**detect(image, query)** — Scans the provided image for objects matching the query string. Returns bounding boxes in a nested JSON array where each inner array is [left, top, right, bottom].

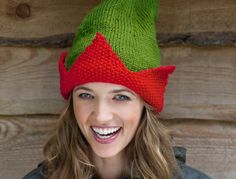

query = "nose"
[[93, 99, 113, 123]]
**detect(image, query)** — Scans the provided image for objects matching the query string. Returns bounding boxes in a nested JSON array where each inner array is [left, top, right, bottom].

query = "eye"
[[78, 93, 94, 99], [113, 94, 130, 101]]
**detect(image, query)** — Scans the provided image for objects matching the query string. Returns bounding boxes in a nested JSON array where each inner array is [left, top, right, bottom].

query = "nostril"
[[95, 110, 113, 122], [94, 102, 113, 122], [95, 112, 113, 122]]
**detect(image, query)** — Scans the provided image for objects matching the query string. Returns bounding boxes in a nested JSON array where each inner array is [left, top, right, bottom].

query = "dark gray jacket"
[[23, 147, 211, 179]]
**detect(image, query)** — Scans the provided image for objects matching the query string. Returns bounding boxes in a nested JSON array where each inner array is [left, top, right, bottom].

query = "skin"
[[72, 82, 144, 179]]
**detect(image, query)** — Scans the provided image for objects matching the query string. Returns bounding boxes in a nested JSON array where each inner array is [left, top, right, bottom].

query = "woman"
[[41, 81, 179, 179], [23, 0, 211, 178]]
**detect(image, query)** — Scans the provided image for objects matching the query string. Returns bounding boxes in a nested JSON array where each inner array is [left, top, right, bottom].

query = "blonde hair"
[[43, 96, 179, 179]]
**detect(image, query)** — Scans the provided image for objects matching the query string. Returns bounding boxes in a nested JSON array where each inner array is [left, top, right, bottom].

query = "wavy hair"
[[43, 95, 179, 179]]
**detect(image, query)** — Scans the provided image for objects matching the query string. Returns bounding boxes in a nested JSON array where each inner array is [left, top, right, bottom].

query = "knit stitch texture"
[[59, 0, 176, 112], [66, 0, 160, 72], [59, 33, 175, 112]]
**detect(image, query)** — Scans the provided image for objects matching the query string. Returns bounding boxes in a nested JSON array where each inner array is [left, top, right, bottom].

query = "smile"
[[91, 127, 121, 144]]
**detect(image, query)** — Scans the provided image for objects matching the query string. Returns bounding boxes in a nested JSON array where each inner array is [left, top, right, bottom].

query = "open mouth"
[[91, 127, 121, 143]]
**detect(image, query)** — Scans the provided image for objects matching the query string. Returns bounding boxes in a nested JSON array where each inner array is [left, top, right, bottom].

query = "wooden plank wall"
[[0, 0, 235, 178]]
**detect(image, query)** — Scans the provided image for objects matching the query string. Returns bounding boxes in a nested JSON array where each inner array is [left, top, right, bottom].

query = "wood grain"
[[0, 0, 235, 46], [160, 46, 236, 121], [158, 32, 236, 47], [1, 31, 235, 48], [0, 116, 235, 179], [162, 119, 236, 179], [158, 0, 236, 33], [0, 47, 66, 115], [0, 46, 236, 121], [0, 0, 100, 38], [0, 33, 74, 48], [0, 115, 57, 179]]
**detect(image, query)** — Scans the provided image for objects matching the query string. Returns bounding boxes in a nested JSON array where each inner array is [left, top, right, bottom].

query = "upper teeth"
[[92, 127, 120, 135]]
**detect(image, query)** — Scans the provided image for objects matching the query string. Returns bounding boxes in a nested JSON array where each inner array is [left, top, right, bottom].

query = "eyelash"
[[78, 93, 130, 101], [113, 94, 130, 101], [78, 93, 94, 99]]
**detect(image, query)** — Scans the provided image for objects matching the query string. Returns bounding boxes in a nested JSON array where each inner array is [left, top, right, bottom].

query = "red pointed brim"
[[59, 33, 175, 112]]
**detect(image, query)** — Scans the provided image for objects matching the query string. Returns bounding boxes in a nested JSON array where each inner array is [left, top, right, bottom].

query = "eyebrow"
[[74, 86, 93, 92], [74, 86, 136, 96], [110, 89, 136, 96]]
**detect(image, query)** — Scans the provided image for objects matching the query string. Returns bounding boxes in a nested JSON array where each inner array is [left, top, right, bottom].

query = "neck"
[[92, 151, 127, 179]]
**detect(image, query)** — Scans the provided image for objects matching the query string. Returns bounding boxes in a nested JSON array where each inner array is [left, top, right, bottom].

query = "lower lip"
[[92, 129, 121, 144]]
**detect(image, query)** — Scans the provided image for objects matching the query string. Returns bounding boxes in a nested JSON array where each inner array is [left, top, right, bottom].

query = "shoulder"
[[22, 147, 211, 179], [173, 146, 211, 179], [22, 162, 47, 179]]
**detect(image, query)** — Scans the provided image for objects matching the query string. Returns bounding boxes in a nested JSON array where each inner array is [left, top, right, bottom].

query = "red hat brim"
[[59, 33, 175, 112]]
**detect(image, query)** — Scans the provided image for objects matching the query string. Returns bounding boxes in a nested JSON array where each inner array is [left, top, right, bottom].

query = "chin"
[[92, 146, 122, 159]]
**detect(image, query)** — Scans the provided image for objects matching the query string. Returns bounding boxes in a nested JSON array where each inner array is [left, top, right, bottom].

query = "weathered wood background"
[[0, 0, 235, 179]]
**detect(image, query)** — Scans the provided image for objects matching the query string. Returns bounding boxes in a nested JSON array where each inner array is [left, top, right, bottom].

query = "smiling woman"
[[73, 83, 144, 160], [40, 83, 179, 179], [22, 0, 211, 179]]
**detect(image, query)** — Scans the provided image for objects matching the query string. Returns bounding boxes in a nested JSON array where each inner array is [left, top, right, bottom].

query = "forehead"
[[73, 82, 136, 95]]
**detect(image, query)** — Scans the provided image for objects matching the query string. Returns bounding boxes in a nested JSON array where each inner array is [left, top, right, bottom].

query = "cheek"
[[120, 103, 143, 128], [73, 102, 92, 126]]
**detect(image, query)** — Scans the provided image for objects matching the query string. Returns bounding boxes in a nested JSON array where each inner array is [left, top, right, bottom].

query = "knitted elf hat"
[[59, 0, 176, 112]]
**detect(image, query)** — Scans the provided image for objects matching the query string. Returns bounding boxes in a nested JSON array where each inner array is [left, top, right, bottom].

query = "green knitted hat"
[[66, 0, 160, 71], [59, 0, 176, 112]]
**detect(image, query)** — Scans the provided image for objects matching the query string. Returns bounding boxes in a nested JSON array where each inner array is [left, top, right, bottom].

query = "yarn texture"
[[59, 33, 175, 112], [66, 0, 160, 72], [58, 0, 176, 112]]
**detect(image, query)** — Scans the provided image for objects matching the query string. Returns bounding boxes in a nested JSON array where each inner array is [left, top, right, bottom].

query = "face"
[[73, 82, 144, 159]]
